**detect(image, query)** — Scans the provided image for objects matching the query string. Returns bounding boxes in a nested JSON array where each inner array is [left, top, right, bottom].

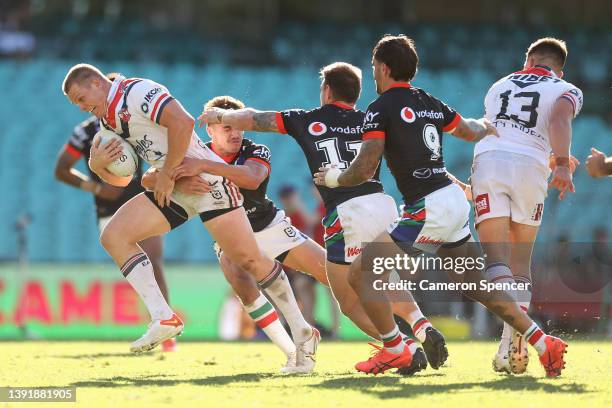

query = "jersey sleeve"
[[438, 99, 462, 132], [276, 109, 308, 137], [244, 143, 272, 173], [559, 86, 583, 118], [66, 119, 96, 158], [362, 98, 387, 140], [128, 79, 175, 124]]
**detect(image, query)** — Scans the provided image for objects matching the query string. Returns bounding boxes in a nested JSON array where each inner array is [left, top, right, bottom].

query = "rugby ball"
[[93, 128, 138, 177]]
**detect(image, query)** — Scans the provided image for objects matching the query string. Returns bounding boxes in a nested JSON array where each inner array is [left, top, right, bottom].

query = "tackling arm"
[[198, 160, 268, 190], [336, 138, 385, 187], [451, 117, 498, 142], [202, 108, 280, 132]]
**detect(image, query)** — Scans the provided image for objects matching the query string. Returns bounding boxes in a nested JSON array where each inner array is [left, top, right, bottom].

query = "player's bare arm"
[[88, 136, 133, 187], [55, 147, 125, 200], [199, 107, 280, 133], [55, 150, 123, 200], [548, 98, 576, 199], [155, 99, 196, 207], [586, 147, 612, 178], [314, 138, 384, 188], [451, 117, 498, 142], [174, 157, 268, 190], [141, 167, 211, 195]]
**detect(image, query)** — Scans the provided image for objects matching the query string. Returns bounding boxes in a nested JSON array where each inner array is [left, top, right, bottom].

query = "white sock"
[[121, 253, 173, 321], [405, 338, 419, 354], [523, 322, 547, 356], [485, 262, 516, 351], [381, 325, 406, 354], [243, 293, 296, 356], [407, 310, 432, 344], [514, 276, 532, 315], [259, 262, 312, 343]]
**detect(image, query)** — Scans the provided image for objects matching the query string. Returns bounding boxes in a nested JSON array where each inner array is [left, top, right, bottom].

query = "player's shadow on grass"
[[70, 373, 275, 388], [312, 375, 590, 399], [56, 352, 147, 359]]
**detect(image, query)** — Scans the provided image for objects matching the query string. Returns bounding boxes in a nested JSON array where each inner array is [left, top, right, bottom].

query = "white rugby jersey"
[[474, 65, 583, 166], [101, 75, 222, 168]]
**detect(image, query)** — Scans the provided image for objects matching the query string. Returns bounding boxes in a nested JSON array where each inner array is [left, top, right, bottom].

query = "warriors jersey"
[[362, 83, 461, 204], [276, 102, 383, 211], [206, 139, 279, 232]]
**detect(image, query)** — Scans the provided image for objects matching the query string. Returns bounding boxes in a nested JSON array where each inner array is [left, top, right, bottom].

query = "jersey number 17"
[[316, 138, 363, 170]]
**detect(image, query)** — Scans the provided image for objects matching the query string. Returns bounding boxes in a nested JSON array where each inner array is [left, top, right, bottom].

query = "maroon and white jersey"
[[475, 65, 583, 166], [101, 75, 242, 214]]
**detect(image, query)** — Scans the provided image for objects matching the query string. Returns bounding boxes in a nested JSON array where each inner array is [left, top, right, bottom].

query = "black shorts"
[[144, 191, 238, 229]]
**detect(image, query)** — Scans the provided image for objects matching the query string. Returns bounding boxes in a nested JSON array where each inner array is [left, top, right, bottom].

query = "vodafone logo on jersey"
[[401, 107, 416, 123], [308, 122, 328, 136]]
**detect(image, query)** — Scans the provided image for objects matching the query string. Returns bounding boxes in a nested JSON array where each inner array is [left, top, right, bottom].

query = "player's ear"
[[382, 62, 391, 78], [558, 70, 564, 79]]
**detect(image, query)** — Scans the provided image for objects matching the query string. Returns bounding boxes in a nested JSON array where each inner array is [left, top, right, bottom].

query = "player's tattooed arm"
[[314, 139, 384, 188], [451, 117, 498, 142], [338, 138, 384, 186], [198, 108, 280, 133]]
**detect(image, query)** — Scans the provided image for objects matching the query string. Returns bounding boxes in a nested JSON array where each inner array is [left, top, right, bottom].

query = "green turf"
[[0, 341, 610, 407]]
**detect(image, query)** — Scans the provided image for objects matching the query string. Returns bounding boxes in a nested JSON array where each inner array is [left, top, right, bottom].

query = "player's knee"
[[234, 256, 259, 275], [100, 225, 133, 252], [99, 226, 119, 251]]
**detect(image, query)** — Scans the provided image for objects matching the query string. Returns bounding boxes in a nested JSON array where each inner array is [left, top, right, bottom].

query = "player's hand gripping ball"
[[92, 128, 138, 177]]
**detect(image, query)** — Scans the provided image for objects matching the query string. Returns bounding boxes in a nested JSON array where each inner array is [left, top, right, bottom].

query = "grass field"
[[1, 341, 611, 407]]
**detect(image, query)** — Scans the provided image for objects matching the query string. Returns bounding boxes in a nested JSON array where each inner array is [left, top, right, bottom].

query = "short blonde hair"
[[62, 63, 106, 95], [204, 95, 246, 111]]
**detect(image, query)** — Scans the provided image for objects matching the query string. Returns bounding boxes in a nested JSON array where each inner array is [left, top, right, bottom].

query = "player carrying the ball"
[[62, 64, 318, 366], [54, 73, 177, 352]]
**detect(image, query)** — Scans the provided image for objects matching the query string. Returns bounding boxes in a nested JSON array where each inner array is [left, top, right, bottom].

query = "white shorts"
[[323, 193, 399, 264], [215, 210, 307, 261], [145, 173, 243, 229], [471, 150, 549, 226], [388, 183, 471, 254]]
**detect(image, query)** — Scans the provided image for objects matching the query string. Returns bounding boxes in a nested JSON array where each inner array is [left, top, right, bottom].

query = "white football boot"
[[279, 351, 298, 374], [130, 314, 183, 353], [509, 330, 529, 374], [492, 337, 511, 374], [280, 327, 320, 374]]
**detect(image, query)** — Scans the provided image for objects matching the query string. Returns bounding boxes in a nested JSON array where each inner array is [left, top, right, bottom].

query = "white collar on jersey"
[[106, 74, 126, 103]]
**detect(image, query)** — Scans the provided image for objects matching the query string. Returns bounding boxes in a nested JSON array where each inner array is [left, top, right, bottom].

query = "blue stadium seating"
[[0, 60, 610, 262]]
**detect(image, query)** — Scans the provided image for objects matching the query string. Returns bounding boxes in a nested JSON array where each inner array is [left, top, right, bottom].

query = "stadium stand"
[[1, 22, 610, 262]]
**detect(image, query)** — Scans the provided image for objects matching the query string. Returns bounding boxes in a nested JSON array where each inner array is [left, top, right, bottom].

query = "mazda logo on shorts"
[[413, 168, 432, 179]]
